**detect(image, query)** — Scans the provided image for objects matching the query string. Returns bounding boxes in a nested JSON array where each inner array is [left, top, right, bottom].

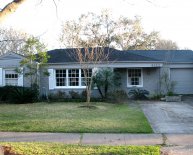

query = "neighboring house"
[[1, 48, 193, 97], [0, 52, 24, 87]]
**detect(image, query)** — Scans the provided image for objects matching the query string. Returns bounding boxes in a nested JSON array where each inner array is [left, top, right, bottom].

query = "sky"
[[0, 0, 193, 50]]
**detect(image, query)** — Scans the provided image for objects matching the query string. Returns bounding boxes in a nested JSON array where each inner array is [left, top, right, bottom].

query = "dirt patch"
[[78, 105, 98, 109], [1, 146, 19, 155]]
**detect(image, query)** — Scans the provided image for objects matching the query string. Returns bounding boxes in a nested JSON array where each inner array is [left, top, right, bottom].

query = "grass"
[[0, 102, 152, 133], [0, 142, 160, 155]]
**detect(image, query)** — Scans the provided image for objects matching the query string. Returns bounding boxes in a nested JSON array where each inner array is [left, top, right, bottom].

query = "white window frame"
[[4, 69, 19, 86], [127, 68, 143, 87], [54, 68, 93, 89]]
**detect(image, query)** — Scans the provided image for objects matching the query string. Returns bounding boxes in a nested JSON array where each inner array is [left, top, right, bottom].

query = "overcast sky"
[[1, 0, 193, 50]]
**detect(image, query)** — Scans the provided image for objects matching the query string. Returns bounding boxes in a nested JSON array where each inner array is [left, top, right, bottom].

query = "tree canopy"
[[0, 28, 29, 55], [60, 11, 179, 50], [19, 37, 49, 88], [155, 39, 179, 50], [59, 11, 159, 50]]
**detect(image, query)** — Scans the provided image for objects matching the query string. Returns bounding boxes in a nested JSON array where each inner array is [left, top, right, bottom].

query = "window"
[[56, 69, 66, 86], [68, 69, 79, 86], [127, 68, 142, 87], [81, 69, 92, 86], [5, 70, 18, 86], [55, 69, 92, 88]]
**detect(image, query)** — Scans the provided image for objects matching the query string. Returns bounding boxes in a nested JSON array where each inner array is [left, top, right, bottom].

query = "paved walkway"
[[1, 132, 193, 146], [1, 132, 193, 154]]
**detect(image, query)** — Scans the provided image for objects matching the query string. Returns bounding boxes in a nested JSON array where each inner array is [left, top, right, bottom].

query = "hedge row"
[[0, 86, 38, 104]]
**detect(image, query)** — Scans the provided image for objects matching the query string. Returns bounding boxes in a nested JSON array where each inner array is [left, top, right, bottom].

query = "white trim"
[[54, 86, 86, 89], [3, 68, 19, 86], [47, 61, 163, 65], [54, 68, 92, 89], [2, 69, 5, 86], [79, 69, 81, 87], [0, 68, 2, 86], [66, 69, 68, 86], [168, 68, 171, 80], [48, 69, 55, 90], [47, 62, 163, 69], [18, 69, 23, 86], [127, 68, 143, 88]]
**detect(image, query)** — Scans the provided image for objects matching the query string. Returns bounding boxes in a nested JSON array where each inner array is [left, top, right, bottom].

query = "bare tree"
[[155, 39, 179, 50], [0, 0, 59, 23], [0, 0, 27, 23], [70, 47, 109, 104], [60, 10, 115, 48], [59, 11, 163, 103], [0, 28, 29, 55], [113, 16, 159, 50], [60, 11, 111, 104], [60, 11, 160, 50]]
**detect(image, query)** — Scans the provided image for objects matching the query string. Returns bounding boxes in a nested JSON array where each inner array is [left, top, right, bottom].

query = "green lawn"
[[0, 102, 152, 133], [0, 142, 160, 155]]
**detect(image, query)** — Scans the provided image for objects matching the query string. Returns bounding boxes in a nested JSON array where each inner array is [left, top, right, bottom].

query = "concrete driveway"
[[141, 102, 193, 133]]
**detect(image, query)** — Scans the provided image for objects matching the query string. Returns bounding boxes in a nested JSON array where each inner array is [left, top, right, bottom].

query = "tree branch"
[[0, 0, 27, 23], [0, 39, 26, 43]]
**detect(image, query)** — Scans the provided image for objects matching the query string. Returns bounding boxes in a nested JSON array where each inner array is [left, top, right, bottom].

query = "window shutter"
[[0, 68, 2, 86], [48, 69, 55, 90], [18, 73, 23, 86]]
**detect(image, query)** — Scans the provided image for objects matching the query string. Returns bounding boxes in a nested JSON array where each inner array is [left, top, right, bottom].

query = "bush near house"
[[0, 142, 160, 155], [0, 86, 38, 104], [48, 90, 105, 103], [128, 88, 149, 100], [107, 90, 128, 103]]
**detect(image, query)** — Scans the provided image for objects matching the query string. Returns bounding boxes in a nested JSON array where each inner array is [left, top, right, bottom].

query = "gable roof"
[[47, 47, 159, 63], [127, 50, 193, 63], [47, 48, 193, 64], [0, 52, 24, 60]]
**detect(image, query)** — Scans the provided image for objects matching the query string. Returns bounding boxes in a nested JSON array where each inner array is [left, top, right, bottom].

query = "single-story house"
[[1, 47, 193, 97]]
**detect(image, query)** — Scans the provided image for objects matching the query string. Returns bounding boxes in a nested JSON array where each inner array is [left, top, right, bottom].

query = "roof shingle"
[[47, 48, 160, 63]]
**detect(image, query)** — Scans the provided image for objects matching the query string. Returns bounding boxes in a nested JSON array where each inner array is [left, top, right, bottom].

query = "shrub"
[[48, 90, 103, 103], [81, 90, 87, 99], [93, 68, 121, 99], [10, 87, 38, 104], [0, 86, 38, 104], [128, 88, 149, 100], [150, 93, 164, 100], [107, 90, 128, 103], [48, 90, 68, 101], [0, 86, 12, 102], [69, 90, 80, 99], [167, 91, 174, 96]]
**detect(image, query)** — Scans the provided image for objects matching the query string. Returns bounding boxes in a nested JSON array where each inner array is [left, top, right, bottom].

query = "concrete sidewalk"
[[1, 132, 193, 146]]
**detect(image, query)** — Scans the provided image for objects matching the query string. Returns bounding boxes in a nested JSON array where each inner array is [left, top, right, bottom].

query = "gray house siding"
[[143, 68, 160, 94], [2, 50, 193, 97], [0, 53, 24, 87], [115, 68, 160, 95], [41, 66, 161, 99], [39, 66, 100, 98], [0, 53, 34, 87]]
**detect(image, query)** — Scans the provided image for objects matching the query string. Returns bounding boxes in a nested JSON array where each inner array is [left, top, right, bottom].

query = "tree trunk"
[[86, 78, 93, 105], [0, 0, 27, 23], [86, 87, 91, 105], [97, 85, 104, 99]]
